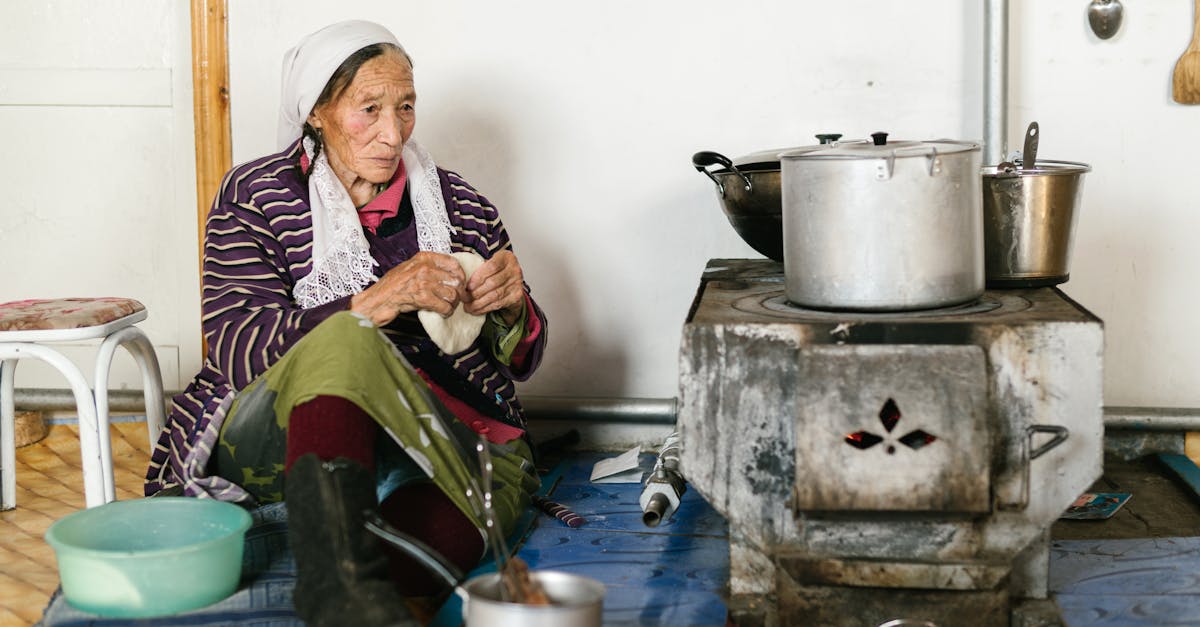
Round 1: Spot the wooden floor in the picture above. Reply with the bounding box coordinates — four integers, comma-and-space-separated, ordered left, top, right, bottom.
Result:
0, 421, 152, 627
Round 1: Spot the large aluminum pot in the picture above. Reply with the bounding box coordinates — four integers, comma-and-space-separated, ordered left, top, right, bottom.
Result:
780, 134, 984, 311
691, 135, 842, 261
981, 160, 1090, 287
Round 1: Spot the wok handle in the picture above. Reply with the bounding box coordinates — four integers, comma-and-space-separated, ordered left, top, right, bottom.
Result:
692, 150, 752, 197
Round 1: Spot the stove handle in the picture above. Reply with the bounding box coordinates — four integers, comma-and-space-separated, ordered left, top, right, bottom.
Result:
1028, 424, 1069, 460
1006, 424, 1071, 511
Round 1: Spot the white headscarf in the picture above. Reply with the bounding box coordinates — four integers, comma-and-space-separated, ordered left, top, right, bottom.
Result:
278, 20, 452, 309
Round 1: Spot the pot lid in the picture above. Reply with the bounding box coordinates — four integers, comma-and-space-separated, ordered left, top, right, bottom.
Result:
709, 133, 850, 171
780, 132, 979, 160
725, 144, 828, 171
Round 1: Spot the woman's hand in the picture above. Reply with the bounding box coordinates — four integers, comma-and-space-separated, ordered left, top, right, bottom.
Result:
463, 250, 526, 325
350, 251, 467, 326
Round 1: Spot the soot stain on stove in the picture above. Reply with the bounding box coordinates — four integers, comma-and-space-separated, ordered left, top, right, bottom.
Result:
746, 438, 793, 496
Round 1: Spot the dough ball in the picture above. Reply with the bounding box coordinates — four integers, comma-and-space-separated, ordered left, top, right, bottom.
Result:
417, 251, 487, 354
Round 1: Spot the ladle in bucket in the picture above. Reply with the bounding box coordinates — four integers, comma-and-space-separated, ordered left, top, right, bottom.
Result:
1021, 122, 1039, 170
996, 122, 1039, 173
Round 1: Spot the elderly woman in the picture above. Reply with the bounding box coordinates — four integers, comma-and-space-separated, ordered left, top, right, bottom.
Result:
144, 20, 547, 626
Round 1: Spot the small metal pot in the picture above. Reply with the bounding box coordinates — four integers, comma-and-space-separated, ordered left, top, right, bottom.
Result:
364, 512, 605, 627
779, 134, 984, 311
458, 570, 605, 627
981, 160, 1091, 287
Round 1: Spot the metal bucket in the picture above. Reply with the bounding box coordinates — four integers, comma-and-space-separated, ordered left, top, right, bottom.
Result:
981, 160, 1091, 287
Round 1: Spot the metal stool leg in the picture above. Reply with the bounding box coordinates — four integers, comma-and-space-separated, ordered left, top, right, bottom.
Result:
1, 359, 16, 510
0, 344, 106, 508
95, 325, 165, 501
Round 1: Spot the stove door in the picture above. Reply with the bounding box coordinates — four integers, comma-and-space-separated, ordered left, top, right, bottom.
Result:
793, 344, 990, 513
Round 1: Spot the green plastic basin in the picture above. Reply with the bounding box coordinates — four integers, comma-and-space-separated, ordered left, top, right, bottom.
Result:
44, 497, 252, 618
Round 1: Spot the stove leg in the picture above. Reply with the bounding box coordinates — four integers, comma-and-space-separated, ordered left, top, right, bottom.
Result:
730, 536, 775, 596
1011, 598, 1065, 627
1010, 530, 1051, 600
726, 594, 778, 627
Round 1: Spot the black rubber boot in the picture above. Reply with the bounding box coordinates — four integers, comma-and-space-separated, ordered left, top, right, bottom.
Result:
286, 454, 415, 627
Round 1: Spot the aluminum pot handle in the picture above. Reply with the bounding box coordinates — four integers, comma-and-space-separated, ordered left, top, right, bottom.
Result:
692, 151, 752, 197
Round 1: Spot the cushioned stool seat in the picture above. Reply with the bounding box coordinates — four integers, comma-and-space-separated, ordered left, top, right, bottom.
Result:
0, 297, 165, 510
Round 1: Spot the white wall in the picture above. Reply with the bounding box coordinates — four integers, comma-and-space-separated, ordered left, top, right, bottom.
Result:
0, 0, 199, 391
1011, 3, 1200, 408
4, 1, 1196, 409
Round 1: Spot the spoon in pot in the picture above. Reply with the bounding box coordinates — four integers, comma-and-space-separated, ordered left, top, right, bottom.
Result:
1021, 122, 1039, 171
472, 437, 549, 605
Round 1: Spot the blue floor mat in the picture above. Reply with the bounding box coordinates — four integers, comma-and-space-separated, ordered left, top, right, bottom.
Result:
1051, 537, 1200, 626
429, 452, 730, 626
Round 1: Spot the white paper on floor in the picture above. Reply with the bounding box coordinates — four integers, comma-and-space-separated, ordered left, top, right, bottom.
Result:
590, 446, 643, 483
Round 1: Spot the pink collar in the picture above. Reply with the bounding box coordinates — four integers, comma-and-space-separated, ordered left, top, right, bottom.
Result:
300, 152, 408, 234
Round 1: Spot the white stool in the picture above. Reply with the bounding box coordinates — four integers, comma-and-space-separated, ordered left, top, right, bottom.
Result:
0, 297, 166, 510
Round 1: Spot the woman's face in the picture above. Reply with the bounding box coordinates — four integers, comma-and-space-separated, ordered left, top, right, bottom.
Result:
308, 50, 416, 188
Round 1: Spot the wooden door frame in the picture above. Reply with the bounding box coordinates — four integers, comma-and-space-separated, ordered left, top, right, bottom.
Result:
191, 0, 230, 352
191, 0, 231, 262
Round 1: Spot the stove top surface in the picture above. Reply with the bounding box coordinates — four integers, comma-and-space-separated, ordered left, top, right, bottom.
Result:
690, 259, 1100, 327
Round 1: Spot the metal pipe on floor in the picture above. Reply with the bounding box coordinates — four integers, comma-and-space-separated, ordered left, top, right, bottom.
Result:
1103, 407, 1200, 431
8, 388, 679, 424
10, 388, 1200, 431
522, 395, 677, 424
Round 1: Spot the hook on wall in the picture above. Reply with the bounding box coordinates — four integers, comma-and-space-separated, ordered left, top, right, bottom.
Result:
1088, 0, 1124, 40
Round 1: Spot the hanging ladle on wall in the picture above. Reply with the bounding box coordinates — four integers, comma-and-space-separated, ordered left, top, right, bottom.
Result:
1088, 0, 1124, 40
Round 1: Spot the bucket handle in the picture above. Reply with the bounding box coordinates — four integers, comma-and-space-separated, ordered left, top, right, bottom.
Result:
364, 510, 467, 592
692, 151, 752, 197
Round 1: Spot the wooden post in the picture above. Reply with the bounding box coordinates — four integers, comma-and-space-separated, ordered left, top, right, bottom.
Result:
191, 0, 231, 257
191, 0, 230, 353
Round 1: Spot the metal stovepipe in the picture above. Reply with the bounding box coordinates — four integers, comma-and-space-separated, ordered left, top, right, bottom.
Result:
984, 0, 1009, 165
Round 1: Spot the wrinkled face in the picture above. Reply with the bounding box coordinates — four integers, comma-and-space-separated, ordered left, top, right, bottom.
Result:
308, 51, 415, 187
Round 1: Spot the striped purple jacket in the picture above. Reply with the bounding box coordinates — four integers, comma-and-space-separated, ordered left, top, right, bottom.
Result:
144, 140, 548, 496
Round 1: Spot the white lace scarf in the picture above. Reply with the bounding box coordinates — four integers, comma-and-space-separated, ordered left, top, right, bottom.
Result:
293, 138, 453, 309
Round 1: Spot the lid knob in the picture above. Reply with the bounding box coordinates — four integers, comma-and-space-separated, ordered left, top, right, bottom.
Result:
871, 132, 889, 146
815, 133, 843, 145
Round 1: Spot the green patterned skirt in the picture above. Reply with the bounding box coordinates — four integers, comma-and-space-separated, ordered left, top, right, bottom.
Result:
212, 311, 539, 539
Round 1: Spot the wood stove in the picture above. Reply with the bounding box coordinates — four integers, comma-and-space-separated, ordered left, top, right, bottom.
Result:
677, 259, 1103, 627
